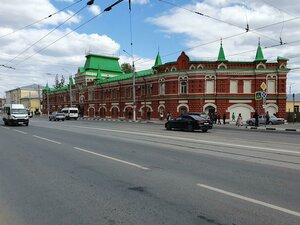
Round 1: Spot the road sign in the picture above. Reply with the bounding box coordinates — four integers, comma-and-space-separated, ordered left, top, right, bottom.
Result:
262, 90, 267, 98
260, 82, 267, 91
255, 91, 262, 100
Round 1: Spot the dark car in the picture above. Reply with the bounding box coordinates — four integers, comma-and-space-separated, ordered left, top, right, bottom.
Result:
165, 115, 213, 132
184, 112, 210, 120
49, 112, 65, 121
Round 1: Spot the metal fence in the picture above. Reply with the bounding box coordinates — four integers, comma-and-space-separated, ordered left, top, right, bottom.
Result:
286, 112, 300, 122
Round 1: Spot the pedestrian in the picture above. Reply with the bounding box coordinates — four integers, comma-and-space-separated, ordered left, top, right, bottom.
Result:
217, 114, 221, 124
160, 112, 164, 120
214, 112, 217, 124
166, 112, 172, 121
232, 112, 235, 122
236, 113, 243, 127
266, 111, 270, 125
254, 110, 259, 127
223, 113, 226, 125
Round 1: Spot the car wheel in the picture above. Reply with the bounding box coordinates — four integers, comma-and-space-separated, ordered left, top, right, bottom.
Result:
202, 129, 208, 132
25, 122, 29, 126
249, 121, 254, 126
4, 121, 8, 126
166, 123, 172, 130
62, 119, 65, 121
187, 124, 193, 132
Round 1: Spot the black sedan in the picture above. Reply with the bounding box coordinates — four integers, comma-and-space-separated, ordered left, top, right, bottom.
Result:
165, 115, 213, 132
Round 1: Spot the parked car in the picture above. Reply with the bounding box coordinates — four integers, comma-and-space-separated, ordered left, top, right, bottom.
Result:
49, 112, 65, 121
165, 114, 213, 132
183, 112, 210, 120
246, 115, 285, 125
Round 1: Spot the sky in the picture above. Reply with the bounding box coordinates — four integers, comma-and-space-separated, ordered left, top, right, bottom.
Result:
0, 0, 300, 97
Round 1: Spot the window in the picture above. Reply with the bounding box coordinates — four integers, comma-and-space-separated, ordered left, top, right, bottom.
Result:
243, 80, 251, 93
141, 86, 145, 96
230, 80, 238, 93
88, 89, 95, 100
147, 84, 152, 96
125, 87, 129, 98
294, 105, 299, 113
180, 81, 187, 94
159, 82, 165, 95
267, 80, 276, 94
205, 80, 215, 94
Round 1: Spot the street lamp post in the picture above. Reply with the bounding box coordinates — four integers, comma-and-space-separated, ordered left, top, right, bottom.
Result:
123, 49, 136, 121
69, 76, 73, 107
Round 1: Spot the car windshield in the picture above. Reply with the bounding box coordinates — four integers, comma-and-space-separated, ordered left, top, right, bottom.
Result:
56, 113, 64, 116
189, 115, 203, 120
70, 110, 77, 113
11, 109, 27, 114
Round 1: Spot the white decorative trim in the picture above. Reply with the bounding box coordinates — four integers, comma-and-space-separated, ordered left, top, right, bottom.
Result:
256, 62, 266, 69
98, 106, 107, 111
197, 64, 204, 69
111, 103, 119, 105
205, 100, 215, 103
266, 100, 276, 103
139, 105, 153, 112
125, 102, 133, 105
279, 63, 286, 69
110, 105, 120, 112
179, 100, 188, 104
158, 104, 165, 112
229, 100, 252, 103
189, 64, 195, 70
203, 103, 217, 112
226, 103, 255, 112
171, 66, 177, 72
217, 62, 227, 69
159, 101, 165, 104
123, 105, 133, 112
145, 102, 152, 104
266, 103, 278, 112
177, 103, 189, 112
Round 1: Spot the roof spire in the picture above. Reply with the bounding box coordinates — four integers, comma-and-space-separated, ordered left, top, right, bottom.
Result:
217, 38, 227, 62
254, 38, 266, 62
153, 49, 162, 67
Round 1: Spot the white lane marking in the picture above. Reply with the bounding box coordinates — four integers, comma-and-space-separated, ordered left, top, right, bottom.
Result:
73, 147, 149, 170
68, 125, 300, 155
2, 126, 10, 130
13, 129, 27, 134
197, 183, 300, 217
33, 135, 61, 144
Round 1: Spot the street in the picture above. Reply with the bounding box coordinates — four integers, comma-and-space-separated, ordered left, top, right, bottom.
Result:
0, 118, 299, 225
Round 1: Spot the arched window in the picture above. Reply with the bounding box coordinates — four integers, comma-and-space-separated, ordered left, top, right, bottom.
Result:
180, 81, 187, 94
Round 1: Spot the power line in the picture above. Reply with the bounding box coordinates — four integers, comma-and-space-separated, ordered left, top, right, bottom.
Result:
0, 0, 83, 39
12, 0, 125, 68
4, 1, 91, 67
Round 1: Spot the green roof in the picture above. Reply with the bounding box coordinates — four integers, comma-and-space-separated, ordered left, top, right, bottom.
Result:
153, 51, 163, 67
217, 41, 227, 61
277, 56, 289, 61
254, 41, 266, 62
84, 54, 122, 73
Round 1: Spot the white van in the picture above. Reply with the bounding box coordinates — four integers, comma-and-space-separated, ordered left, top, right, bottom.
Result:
2, 104, 29, 126
61, 107, 79, 120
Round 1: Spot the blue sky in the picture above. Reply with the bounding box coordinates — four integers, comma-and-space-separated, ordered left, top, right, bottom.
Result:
0, 0, 300, 96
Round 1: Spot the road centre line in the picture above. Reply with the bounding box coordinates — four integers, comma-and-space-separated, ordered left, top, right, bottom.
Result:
73, 147, 149, 170
197, 183, 300, 217
33, 135, 62, 145
13, 129, 27, 134
68, 125, 300, 155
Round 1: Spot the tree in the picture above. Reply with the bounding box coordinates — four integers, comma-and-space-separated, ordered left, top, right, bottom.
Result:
53, 74, 65, 88
121, 63, 133, 73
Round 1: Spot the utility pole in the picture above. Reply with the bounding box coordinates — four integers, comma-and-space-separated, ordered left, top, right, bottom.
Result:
69, 76, 73, 107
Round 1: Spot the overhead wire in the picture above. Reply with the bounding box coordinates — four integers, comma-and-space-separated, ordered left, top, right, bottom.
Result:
4, 1, 90, 67
12, 0, 125, 68
0, 0, 83, 39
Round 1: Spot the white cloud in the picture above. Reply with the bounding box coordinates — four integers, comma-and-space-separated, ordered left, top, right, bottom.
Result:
88, 5, 101, 16
131, 0, 150, 5
147, 0, 300, 93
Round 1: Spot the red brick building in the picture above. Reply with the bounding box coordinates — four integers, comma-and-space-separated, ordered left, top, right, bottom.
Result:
43, 42, 289, 121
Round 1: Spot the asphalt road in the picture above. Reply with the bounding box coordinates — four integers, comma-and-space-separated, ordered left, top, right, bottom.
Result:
0, 118, 299, 225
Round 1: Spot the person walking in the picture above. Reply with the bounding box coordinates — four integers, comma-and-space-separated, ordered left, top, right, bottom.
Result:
231, 112, 235, 122
236, 113, 243, 127
254, 110, 259, 127
223, 113, 226, 125
166, 112, 173, 121
266, 111, 270, 125
217, 114, 221, 124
